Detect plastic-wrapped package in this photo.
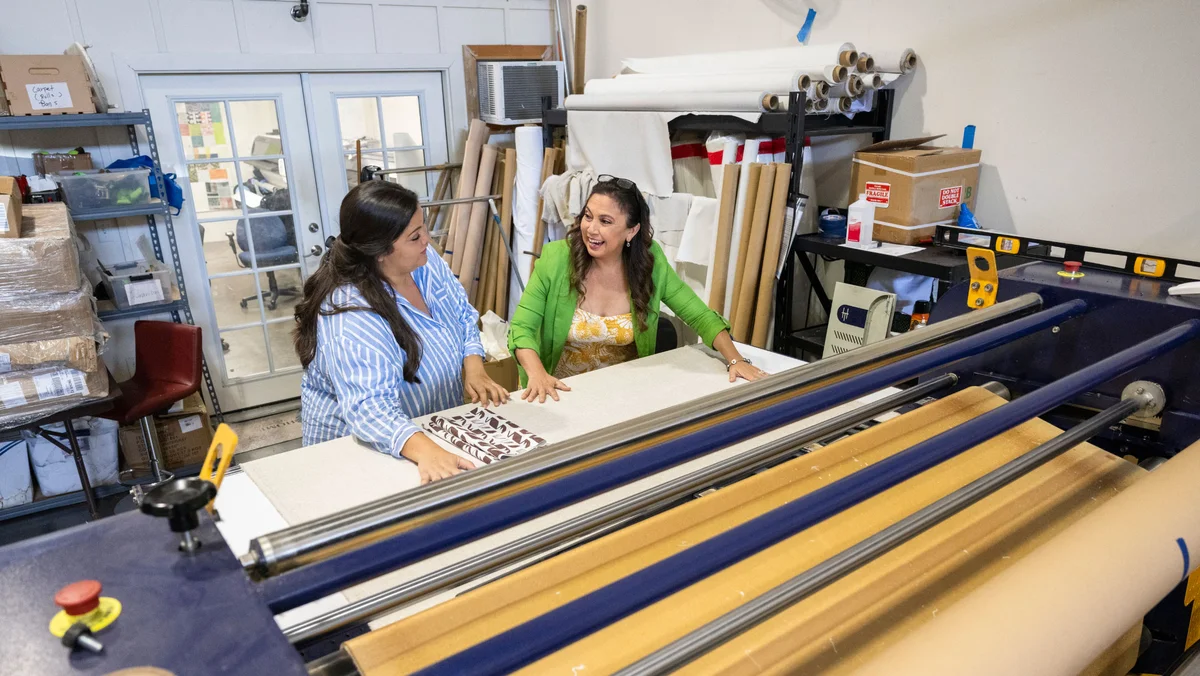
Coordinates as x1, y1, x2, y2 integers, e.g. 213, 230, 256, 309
0, 203, 85, 296
0, 360, 109, 431
0, 281, 106, 371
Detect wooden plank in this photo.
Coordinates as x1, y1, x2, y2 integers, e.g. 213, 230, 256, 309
750, 163, 792, 348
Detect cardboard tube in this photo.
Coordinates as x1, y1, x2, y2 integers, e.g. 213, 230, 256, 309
707, 164, 740, 313
828, 73, 863, 98
860, 72, 884, 90
807, 80, 830, 100
450, 120, 490, 271
477, 156, 505, 311
838, 48, 859, 67
751, 163, 791, 348
427, 167, 451, 234
573, 5, 587, 96
814, 64, 847, 84
856, 53, 876, 72
729, 163, 763, 318
732, 164, 776, 342
857, 440, 1200, 676
723, 140, 760, 313
529, 149, 556, 276
457, 144, 499, 294
873, 47, 919, 74
824, 97, 852, 114
495, 147, 517, 318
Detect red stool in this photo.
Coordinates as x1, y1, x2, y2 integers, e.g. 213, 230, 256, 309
99, 321, 203, 484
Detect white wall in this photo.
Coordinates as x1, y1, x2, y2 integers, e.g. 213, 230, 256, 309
579, 0, 1200, 261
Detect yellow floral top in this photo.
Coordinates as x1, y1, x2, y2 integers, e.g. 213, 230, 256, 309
553, 307, 638, 379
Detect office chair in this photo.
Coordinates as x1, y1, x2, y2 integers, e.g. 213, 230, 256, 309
224, 191, 300, 311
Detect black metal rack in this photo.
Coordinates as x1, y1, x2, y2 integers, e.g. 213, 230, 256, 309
540, 90, 895, 357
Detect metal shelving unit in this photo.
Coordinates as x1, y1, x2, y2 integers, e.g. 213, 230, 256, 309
0, 110, 223, 420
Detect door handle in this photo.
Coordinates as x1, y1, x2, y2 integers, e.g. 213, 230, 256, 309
308, 223, 320, 233
309, 244, 323, 256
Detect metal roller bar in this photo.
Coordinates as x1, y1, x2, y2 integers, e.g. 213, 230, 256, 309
284, 376, 957, 645
620, 387, 1160, 675
247, 294, 1045, 578
416, 319, 1198, 676
259, 300, 1082, 613
418, 194, 501, 209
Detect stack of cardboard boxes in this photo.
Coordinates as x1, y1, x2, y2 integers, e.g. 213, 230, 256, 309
0, 202, 109, 428
118, 393, 214, 473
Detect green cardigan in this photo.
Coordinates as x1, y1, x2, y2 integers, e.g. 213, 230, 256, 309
508, 240, 730, 385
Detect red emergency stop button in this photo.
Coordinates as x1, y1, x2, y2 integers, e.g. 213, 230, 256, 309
1063, 261, 1081, 273
55, 580, 102, 616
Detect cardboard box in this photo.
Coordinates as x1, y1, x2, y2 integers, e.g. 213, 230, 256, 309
0, 55, 96, 116
0, 281, 98, 345
849, 135, 982, 245
0, 176, 20, 239
0, 202, 82, 295
34, 151, 92, 176
0, 335, 97, 374
483, 356, 519, 394
119, 393, 213, 472
0, 362, 108, 431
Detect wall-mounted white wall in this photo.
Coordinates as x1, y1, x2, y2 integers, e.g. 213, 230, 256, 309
578, 0, 1200, 261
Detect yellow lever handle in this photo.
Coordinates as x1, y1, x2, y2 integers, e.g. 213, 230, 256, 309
200, 423, 238, 513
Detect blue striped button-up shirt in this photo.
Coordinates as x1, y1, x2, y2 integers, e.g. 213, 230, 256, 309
300, 245, 486, 457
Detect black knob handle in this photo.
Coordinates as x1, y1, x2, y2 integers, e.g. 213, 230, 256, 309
140, 477, 217, 534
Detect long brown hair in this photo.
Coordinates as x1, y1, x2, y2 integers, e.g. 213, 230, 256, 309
293, 181, 424, 382
567, 180, 655, 331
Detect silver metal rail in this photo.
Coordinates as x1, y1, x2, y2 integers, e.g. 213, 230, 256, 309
617, 385, 1160, 675
282, 375, 958, 645
245, 293, 1045, 576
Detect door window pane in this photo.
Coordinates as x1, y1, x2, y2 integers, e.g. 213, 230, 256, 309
198, 218, 245, 273
382, 96, 422, 146
229, 100, 282, 157
220, 326, 271, 379
187, 162, 241, 219
259, 268, 303, 319
266, 320, 301, 371
210, 274, 263, 330
175, 101, 233, 159
345, 151, 385, 189
388, 149, 427, 197
240, 215, 300, 267
241, 160, 288, 209
336, 97, 382, 151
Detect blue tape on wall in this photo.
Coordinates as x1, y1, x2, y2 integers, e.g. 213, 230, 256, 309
796, 8, 816, 43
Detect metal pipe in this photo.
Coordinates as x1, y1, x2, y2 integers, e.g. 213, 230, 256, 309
485, 199, 526, 295
619, 389, 1159, 675
259, 299, 1082, 613
247, 294, 1045, 578
375, 162, 461, 176
415, 321, 1197, 676
418, 194, 501, 209
282, 376, 957, 645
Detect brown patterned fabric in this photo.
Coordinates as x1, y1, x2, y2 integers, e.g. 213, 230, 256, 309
424, 407, 545, 465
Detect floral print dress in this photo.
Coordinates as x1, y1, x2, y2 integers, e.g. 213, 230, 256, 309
553, 306, 639, 378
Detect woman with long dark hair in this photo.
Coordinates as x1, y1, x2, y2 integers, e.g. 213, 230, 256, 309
295, 181, 508, 483
509, 175, 765, 403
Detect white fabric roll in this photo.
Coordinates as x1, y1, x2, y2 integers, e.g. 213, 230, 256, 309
676, 195, 720, 267
621, 43, 857, 75
511, 126, 543, 314
585, 69, 807, 96
565, 91, 777, 113
872, 47, 919, 74
724, 139, 760, 314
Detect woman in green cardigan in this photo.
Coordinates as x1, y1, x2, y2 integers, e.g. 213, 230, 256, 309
508, 175, 767, 403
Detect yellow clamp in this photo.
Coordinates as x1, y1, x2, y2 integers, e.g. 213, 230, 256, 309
200, 423, 238, 514
966, 246, 998, 309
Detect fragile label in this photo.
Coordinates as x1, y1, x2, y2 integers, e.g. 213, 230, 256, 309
26, 82, 74, 111
32, 369, 88, 401
864, 182, 891, 208
178, 414, 204, 435
126, 279, 166, 306
0, 382, 25, 409
939, 185, 963, 209
0, 353, 9, 374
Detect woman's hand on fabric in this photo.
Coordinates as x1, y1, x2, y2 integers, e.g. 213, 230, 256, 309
464, 366, 510, 407
522, 371, 572, 403
728, 360, 768, 383
401, 433, 474, 484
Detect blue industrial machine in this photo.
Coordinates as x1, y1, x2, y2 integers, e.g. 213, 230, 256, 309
2, 248, 1200, 675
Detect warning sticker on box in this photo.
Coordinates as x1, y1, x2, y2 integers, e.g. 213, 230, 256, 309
26, 82, 74, 111
939, 185, 963, 209
32, 369, 89, 401
0, 353, 9, 374
126, 279, 166, 306
864, 182, 891, 208
0, 382, 25, 409
178, 414, 204, 435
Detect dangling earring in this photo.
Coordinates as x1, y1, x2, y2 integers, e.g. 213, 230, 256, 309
625, 239, 631, 248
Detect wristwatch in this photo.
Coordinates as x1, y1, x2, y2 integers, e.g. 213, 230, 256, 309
726, 357, 752, 372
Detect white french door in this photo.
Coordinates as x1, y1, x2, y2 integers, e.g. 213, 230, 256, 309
141, 71, 448, 411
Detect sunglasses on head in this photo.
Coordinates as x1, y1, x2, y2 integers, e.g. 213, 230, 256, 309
598, 175, 638, 191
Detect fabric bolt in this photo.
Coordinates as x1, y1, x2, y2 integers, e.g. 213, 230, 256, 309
676, 196, 720, 268
554, 308, 638, 379
650, 193, 694, 266
300, 245, 486, 458
670, 138, 715, 198
423, 407, 545, 465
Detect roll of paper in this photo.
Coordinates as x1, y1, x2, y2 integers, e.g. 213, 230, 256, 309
511, 126, 543, 310
733, 164, 776, 342
827, 74, 864, 98
859, 72, 884, 90
449, 120, 490, 272
585, 70, 811, 96
565, 92, 779, 113
873, 47, 919, 74
724, 140, 760, 313
621, 43, 858, 75
730, 163, 765, 325
855, 53, 876, 73
752, 163, 792, 348
457, 144, 499, 294
807, 80, 830, 101
706, 164, 740, 313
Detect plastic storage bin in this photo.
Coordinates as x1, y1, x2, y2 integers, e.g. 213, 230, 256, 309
100, 261, 177, 309
0, 438, 32, 508
28, 417, 119, 497
58, 168, 153, 213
